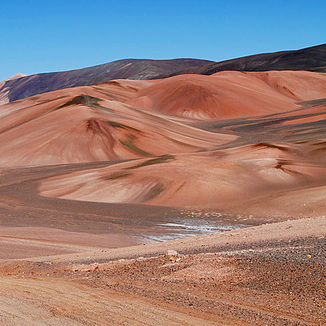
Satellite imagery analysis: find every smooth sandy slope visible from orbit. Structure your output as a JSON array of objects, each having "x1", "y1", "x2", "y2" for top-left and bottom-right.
[{"x1": 0, "y1": 70, "x2": 326, "y2": 325}]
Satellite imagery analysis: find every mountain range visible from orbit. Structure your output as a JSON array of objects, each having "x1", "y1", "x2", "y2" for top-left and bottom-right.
[
  {"x1": 1, "y1": 43, "x2": 326, "y2": 104},
  {"x1": 0, "y1": 59, "x2": 212, "y2": 104},
  {"x1": 158, "y1": 43, "x2": 326, "y2": 78}
]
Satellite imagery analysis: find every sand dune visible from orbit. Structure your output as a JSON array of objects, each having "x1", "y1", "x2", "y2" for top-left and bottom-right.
[
  {"x1": 127, "y1": 71, "x2": 326, "y2": 119},
  {"x1": 38, "y1": 142, "x2": 326, "y2": 217},
  {"x1": 0, "y1": 80, "x2": 235, "y2": 167},
  {"x1": 2, "y1": 69, "x2": 326, "y2": 214},
  {"x1": 2, "y1": 70, "x2": 326, "y2": 218}
]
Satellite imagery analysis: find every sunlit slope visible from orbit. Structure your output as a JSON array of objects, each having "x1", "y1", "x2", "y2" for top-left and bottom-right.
[
  {"x1": 0, "y1": 80, "x2": 235, "y2": 167},
  {"x1": 127, "y1": 71, "x2": 326, "y2": 119}
]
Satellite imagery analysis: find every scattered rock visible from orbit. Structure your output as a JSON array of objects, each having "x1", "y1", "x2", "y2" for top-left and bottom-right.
[{"x1": 136, "y1": 256, "x2": 145, "y2": 261}]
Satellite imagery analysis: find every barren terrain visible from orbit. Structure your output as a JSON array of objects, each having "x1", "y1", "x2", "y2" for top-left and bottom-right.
[
  {"x1": 0, "y1": 217, "x2": 324, "y2": 325},
  {"x1": 0, "y1": 69, "x2": 326, "y2": 325}
]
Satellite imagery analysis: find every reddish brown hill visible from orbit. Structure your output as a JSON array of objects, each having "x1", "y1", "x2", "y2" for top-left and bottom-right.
[
  {"x1": 2, "y1": 70, "x2": 326, "y2": 168},
  {"x1": 39, "y1": 141, "x2": 326, "y2": 217},
  {"x1": 127, "y1": 71, "x2": 326, "y2": 120},
  {"x1": 23, "y1": 70, "x2": 326, "y2": 218},
  {"x1": 0, "y1": 80, "x2": 234, "y2": 168}
]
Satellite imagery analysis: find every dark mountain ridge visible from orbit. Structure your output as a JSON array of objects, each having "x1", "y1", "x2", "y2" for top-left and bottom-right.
[
  {"x1": 0, "y1": 58, "x2": 213, "y2": 103},
  {"x1": 1, "y1": 44, "x2": 326, "y2": 104},
  {"x1": 157, "y1": 43, "x2": 326, "y2": 78}
]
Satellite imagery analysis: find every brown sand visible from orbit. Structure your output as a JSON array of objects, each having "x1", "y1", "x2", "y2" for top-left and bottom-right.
[
  {"x1": 1, "y1": 70, "x2": 326, "y2": 324},
  {"x1": 127, "y1": 71, "x2": 326, "y2": 119}
]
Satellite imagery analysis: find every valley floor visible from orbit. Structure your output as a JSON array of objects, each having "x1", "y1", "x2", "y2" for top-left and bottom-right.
[{"x1": 0, "y1": 216, "x2": 325, "y2": 325}]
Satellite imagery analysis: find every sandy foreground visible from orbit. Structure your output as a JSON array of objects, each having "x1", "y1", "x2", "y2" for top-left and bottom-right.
[{"x1": 0, "y1": 216, "x2": 325, "y2": 326}]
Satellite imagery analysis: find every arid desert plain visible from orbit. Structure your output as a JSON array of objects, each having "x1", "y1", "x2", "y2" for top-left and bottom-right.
[{"x1": 0, "y1": 45, "x2": 325, "y2": 325}]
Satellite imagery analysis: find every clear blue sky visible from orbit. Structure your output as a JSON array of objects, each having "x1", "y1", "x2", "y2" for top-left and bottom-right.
[{"x1": 1, "y1": 0, "x2": 325, "y2": 81}]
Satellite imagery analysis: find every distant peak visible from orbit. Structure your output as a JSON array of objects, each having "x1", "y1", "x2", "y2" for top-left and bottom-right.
[{"x1": 4, "y1": 73, "x2": 28, "y2": 82}]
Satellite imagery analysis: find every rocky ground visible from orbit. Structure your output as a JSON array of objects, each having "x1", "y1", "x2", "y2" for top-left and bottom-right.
[{"x1": 0, "y1": 216, "x2": 324, "y2": 325}]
